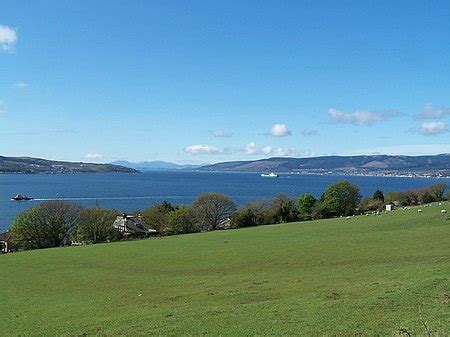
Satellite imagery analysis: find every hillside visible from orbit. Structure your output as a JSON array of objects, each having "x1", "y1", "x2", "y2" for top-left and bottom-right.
[
  {"x1": 110, "y1": 160, "x2": 202, "y2": 171},
  {"x1": 0, "y1": 156, "x2": 138, "y2": 174},
  {"x1": 199, "y1": 154, "x2": 450, "y2": 177},
  {"x1": 1, "y1": 204, "x2": 448, "y2": 335}
]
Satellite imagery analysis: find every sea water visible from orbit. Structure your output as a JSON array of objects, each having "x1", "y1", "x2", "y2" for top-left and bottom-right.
[{"x1": 0, "y1": 171, "x2": 446, "y2": 231}]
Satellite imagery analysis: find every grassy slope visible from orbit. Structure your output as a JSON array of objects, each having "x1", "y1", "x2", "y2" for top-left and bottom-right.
[{"x1": 1, "y1": 204, "x2": 449, "y2": 335}]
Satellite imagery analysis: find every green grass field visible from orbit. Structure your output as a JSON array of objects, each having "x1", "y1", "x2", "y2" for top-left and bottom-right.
[{"x1": 1, "y1": 203, "x2": 449, "y2": 335}]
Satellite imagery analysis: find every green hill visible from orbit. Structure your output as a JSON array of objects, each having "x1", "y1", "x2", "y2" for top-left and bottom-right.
[{"x1": 1, "y1": 204, "x2": 449, "y2": 335}]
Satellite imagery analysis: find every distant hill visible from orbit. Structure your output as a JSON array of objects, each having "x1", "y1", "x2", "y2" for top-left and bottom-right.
[
  {"x1": 199, "y1": 154, "x2": 450, "y2": 177},
  {"x1": 0, "y1": 156, "x2": 138, "y2": 174},
  {"x1": 111, "y1": 160, "x2": 203, "y2": 171}
]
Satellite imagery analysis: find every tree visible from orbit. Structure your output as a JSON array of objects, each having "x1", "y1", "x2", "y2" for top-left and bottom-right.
[
  {"x1": 11, "y1": 201, "x2": 83, "y2": 250},
  {"x1": 75, "y1": 207, "x2": 119, "y2": 243},
  {"x1": 272, "y1": 194, "x2": 299, "y2": 223},
  {"x1": 372, "y1": 190, "x2": 385, "y2": 203},
  {"x1": 141, "y1": 201, "x2": 176, "y2": 234},
  {"x1": 321, "y1": 181, "x2": 361, "y2": 217},
  {"x1": 192, "y1": 192, "x2": 236, "y2": 230},
  {"x1": 297, "y1": 194, "x2": 317, "y2": 220},
  {"x1": 167, "y1": 206, "x2": 199, "y2": 234},
  {"x1": 429, "y1": 183, "x2": 447, "y2": 201},
  {"x1": 232, "y1": 207, "x2": 257, "y2": 228}
]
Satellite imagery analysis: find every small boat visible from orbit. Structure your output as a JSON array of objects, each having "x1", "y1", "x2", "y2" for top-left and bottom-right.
[
  {"x1": 11, "y1": 194, "x2": 34, "y2": 201},
  {"x1": 261, "y1": 172, "x2": 279, "y2": 178}
]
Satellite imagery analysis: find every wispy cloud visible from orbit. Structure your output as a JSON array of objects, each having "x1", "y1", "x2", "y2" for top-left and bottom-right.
[
  {"x1": 412, "y1": 121, "x2": 448, "y2": 136},
  {"x1": 301, "y1": 129, "x2": 318, "y2": 136},
  {"x1": 185, "y1": 144, "x2": 224, "y2": 155},
  {"x1": 244, "y1": 141, "x2": 312, "y2": 157},
  {"x1": 356, "y1": 144, "x2": 450, "y2": 155},
  {"x1": 328, "y1": 108, "x2": 399, "y2": 125},
  {"x1": 268, "y1": 123, "x2": 291, "y2": 137},
  {"x1": 85, "y1": 153, "x2": 103, "y2": 161},
  {"x1": 0, "y1": 25, "x2": 17, "y2": 52},
  {"x1": 418, "y1": 103, "x2": 450, "y2": 119},
  {"x1": 209, "y1": 130, "x2": 233, "y2": 138},
  {"x1": 12, "y1": 82, "x2": 28, "y2": 89}
]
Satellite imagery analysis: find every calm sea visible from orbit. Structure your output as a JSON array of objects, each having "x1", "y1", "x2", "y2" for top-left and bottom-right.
[{"x1": 0, "y1": 171, "x2": 446, "y2": 231}]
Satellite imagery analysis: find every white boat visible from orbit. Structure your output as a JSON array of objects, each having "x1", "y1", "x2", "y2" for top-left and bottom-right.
[{"x1": 261, "y1": 172, "x2": 279, "y2": 178}]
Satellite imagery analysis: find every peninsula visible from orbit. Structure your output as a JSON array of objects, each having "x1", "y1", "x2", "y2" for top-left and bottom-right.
[{"x1": 0, "y1": 156, "x2": 137, "y2": 174}]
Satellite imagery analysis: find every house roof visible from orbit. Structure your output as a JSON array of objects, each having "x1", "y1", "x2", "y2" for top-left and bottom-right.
[
  {"x1": 113, "y1": 214, "x2": 156, "y2": 235},
  {"x1": 0, "y1": 232, "x2": 11, "y2": 242}
]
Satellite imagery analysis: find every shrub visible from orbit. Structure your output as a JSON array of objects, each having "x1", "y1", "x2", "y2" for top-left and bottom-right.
[
  {"x1": 75, "y1": 207, "x2": 119, "y2": 243},
  {"x1": 297, "y1": 194, "x2": 317, "y2": 220},
  {"x1": 321, "y1": 181, "x2": 361, "y2": 217},
  {"x1": 141, "y1": 201, "x2": 177, "y2": 234},
  {"x1": 11, "y1": 201, "x2": 83, "y2": 250},
  {"x1": 167, "y1": 206, "x2": 200, "y2": 234}
]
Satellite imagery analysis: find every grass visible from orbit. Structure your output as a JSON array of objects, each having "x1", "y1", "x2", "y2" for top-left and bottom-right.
[{"x1": 1, "y1": 203, "x2": 449, "y2": 335}]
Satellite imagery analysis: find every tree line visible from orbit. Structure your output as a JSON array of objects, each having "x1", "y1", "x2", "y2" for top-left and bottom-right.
[{"x1": 8, "y1": 181, "x2": 448, "y2": 251}]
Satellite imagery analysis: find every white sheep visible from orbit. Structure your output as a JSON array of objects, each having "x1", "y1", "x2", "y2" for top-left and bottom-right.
[
  {"x1": 418, "y1": 209, "x2": 423, "y2": 212},
  {"x1": 442, "y1": 210, "x2": 447, "y2": 214}
]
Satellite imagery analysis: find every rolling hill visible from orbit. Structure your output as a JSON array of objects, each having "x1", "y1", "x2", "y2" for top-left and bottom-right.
[
  {"x1": 0, "y1": 156, "x2": 138, "y2": 174},
  {"x1": 199, "y1": 154, "x2": 450, "y2": 176},
  {"x1": 0, "y1": 204, "x2": 449, "y2": 335}
]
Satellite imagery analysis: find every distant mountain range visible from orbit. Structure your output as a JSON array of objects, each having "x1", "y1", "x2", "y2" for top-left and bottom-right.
[
  {"x1": 111, "y1": 160, "x2": 203, "y2": 171},
  {"x1": 0, "y1": 156, "x2": 137, "y2": 174},
  {"x1": 199, "y1": 154, "x2": 450, "y2": 177}
]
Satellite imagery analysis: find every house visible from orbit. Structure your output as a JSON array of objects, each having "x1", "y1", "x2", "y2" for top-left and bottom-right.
[
  {"x1": 217, "y1": 218, "x2": 233, "y2": 230},
  {"x1": 0, "y1": 232, "x2": 13, "y2": 253},
  {"x1": 113, "y1": 214, "x2": 157, "y2": 237},
  {"x1": 385, "y1": 203, "x2": 395, "y2": 211}
]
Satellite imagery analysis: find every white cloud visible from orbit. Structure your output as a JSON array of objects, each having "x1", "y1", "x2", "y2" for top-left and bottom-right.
[
  {"x1": 302, "y1": 129, "x2": 318, "y2": 136},
  {"x1": 419, "y1": 103, "x2": 450, "y2": 119},
  {"x1": 0, "y1": 25, "x2": 17, "y2": 52},
  {"x1": 413, "y1": 121, "x2": 448, "y2": 136},
  {"x1": 269, "y1": 123, "x2": 291, "y2": 137},
  {"x1": 185, "y1": 144, "x2": 224, "y2": 155},
  {"x1": 244, "y1": 142, "x2": 258, "y2": 155},
  {"x1": 0, "y1": 101, "x2": 4, "y2": 113},
  {"x1": 328, "y1": 108, "x2": 398, "y2": 125},
  {"x1": 85, "y1": 153, "x2": 103, "y2": 160},
  {"x1": 209, "y1": 130, "x2": 233, "y2": 138},
  {"x1": 13, "y1": 82, "x2": 28, "y2": 89}
]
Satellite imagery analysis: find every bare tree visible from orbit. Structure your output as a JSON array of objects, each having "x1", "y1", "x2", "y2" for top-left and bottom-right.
[
  {"x1": 429, "y1": 183, "x2": 447, "y2": 201},
  {"x1": 192, "y1": 192, "x2": 236, "y2": 230}
]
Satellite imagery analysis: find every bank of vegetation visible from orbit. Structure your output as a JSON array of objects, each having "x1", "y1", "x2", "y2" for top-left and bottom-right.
[{"x1": 7, "y1": 181, "x2": 448, "y2": 251}]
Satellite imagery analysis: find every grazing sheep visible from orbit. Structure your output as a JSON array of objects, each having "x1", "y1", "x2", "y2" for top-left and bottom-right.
[
  {"x1": 442, "y1": 210, "x2": 447, "y2": 214},
  {"x1": 346, "y1": 216, "x2": 351, "y2": 219},
  {"x1": 418, "y1": 209, "x2": 423, "y2": 212}
]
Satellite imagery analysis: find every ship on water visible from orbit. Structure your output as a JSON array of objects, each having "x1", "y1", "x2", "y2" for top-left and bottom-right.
[{"x1": 261, "y1": 172, "x2": 279, "y2": 178}]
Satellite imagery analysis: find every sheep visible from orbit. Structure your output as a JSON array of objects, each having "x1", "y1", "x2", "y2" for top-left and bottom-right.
[
  {"x1": 442, "y1": 210, "x2": 447, "y2": 214},
  {"x1": 418, "y1": 209, "x2": 423, "y2": 212}
]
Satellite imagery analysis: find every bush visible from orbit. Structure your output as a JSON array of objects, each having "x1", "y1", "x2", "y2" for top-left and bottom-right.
[
  {"x1": 272, "y1": 194, "x2": 299, "y2": 223},
  {"x1": 11, "y1": 201, "x2": 83, "y2": 250},
  {"x1": 141, "y1": 201, "x2": 176, "y2": 234},
  {"x1": 167, "y1": 206, "x2": 200, "y2": 234},
  {"x1": 321, "y1": 181, "x2": 361, "y2": 217},
  {"x1": 297, "y1": 194, "x2": 317, "y2": 220},
  {"x1": 75, "y1": 207, "x2": 119, "y2": 243},
  {"x1": 359, "y1": 197, "x2": 383, "y2": 213}
]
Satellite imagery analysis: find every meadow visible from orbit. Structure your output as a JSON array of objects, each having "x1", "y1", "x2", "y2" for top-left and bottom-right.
[{"x1": 1, "y1": 203, "x2": 449, "y2": 335}]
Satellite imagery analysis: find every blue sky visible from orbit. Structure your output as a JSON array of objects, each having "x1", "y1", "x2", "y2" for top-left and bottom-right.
[{"x1": 1, "y1": 0, "x2": 449, "y2": 164}]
